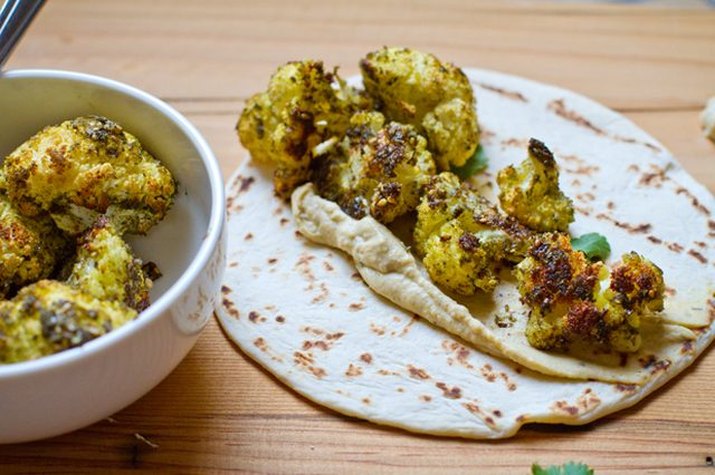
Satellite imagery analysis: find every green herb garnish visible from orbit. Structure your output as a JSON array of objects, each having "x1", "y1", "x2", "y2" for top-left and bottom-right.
[
  {"x1": 571, "y1": 232, "x2": 611, "y2": 261},
  {"x1": 532, "y1": 461, "x2": 595, "y2": 475},
  {"x1": 450, "y1": 145, "x2": 488, "y2": 180}
]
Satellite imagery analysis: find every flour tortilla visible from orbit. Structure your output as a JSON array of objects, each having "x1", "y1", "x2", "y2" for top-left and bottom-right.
[{"x1": 217, "y1": 69, "x2": 715, "y2": 439}]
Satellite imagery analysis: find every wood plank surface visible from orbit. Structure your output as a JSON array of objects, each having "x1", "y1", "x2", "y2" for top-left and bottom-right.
[{"x1": 1, "y1": 0, "x2": 714, "y2": 473}]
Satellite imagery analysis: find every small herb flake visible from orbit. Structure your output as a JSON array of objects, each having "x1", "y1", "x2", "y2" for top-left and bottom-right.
[
  {"x1": 571, "y1": 232, "x2": 611, "y2": 261},
  {"x1": 532, "y1": 461, "x2": 595, "y2": 475},
  {"x1": 451, "y1": 145, "x2": 488, "y2": 180}
]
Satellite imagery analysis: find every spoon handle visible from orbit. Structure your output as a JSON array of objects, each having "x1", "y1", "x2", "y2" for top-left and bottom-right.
[{"x1": 0, "y1": 0, "x2": 46, "y2": 69}]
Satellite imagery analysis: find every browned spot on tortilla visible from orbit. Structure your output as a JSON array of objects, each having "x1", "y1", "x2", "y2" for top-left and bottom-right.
[
  {"x1": 548, "y1": 99, "x2": 605, "y2": 136},
  {"x1": 248, "y1": 311, "x2": 260, "y2": 323},
  {"x1": 477, "y1": 82, "x2": 528, "y2": 102},
  {"x1": 708, "y1": 298, "x2": 715, "y2": 323},
  {"x1": 709, "y1": 220, "x2": 715, "y2": 232},
  {"x1": 500, "y1": 137, "x2": 529, "y2": 149},
  {"x1": 552, "y1": 400, "x2": 579, "y2": 416},
  {"x1": 647, "y1": 235, "x2": 663, "y2": 244},
  {"x1": 463, "y1": 402, "x2": 497, "y2": 429},
  {"x1": 244, "y1": 232, "x2": 253, "y2": 241},
  {"x1": 514, "y1": 367, "x2": 523, "y2": 374},
  {"x1": 493, "y1": 410, "x2": 503, "y2": 418},
  {"x1": 234, "y1": 175, "x2": 254, "y2": 193},
  {"x1": 607, "y1": 201, "x2": 615, "y2": 210},
  {"x1": 564, "y1": 164, "x2": 600, "y2": 176},
  {"x1": 267, "y1": 257, "x2": 278, "y2": 265},
  {"x1": 349, "y1": 302, "x2": 365, "y2": 311},
  {"x1": 408, "y1": 365, "x2": 431, "y2": 380},
  {"x1": 275, "y1": 315, "x2": 285, "y2": 323},
  {"x1": 360, "y1": 353, "x2": 373, "y2": 364},
  {"x1": 350, "y1": 272, "x2": 362, "y2": 281},
  {"x1": 326, "y1": 332, "x2": 344, "y2": 341},
  {"x1": 574, "y1": 206, "x2": 591, "y2": 217},
  {"x1": 279, "y1": 217, "x2": 290, "y2": 226},
  {"x1": 228, "y1": 261, "x2": 238, "y2": 268},
  {"x1": 435, "y1": 382, "x2": 462, "y2": 399},
  {"x1": 420, "y1": 395, "x2": 433, "y2": 402},
  {"x1": 516, "y1": 414, "x2": 526, "y2": 423},
  {"x1": 681, "y1": 340, "x2": 694, "y2": 355},
  {"x1": 311, "y1": 282, "x2": 329, "y2": 304},
  {"x1": 576, "y1": 389, "x2": 601, "y2": 413},
  {"x1": 676, "y1": 187, "x2": 710, "y2": 215},
  {"x1": 615, "y1": 383, "x2": 637, "y2": 394},
  {"x1": 396, "y1": 387, "x2": 405, "y2": 393},
  {"x1": 664, "y1": 287, "x2": 677, "y2": 297},
  {"x1": 222, "y1": 298, "x2": 239, "y2": 318},
  {"x1": 667, "y1": 242, "x2": 684, "y2": 253},
  {"x1": 688, "y1": 249, "x2": 708, "y2": 264},
  {"x1": 695, "y1": 241, "x2": 708, "y2": 249},
  {"x1": 293, "y1": 351, "x2": 326, "y2": 379},
  {"x1": 253, "y1": 337, "x2": 266, "y2": 351},
  {"x1": 302, "y1": 340, "x2": 330, "y2": 351},
  {"x1": 480, "y1": 364, "x2": 497, "y2": 383},
  {"x1": 499, "y1": 372, "x2": 518, "y2": 392},
  {"x1": 399, "y1": 316, "x2": 418, "y2": 336},
  {"x1": 576, "y1": 192, "x2": 596, "y2": 202},
  {"x1": 273, "y1": 205, "x2": 284, "y2": 216},
  {"x1": 295, "y1": 252, "x2": 316, "y2": 282},
  {"x1": 322, "y1": 261, "x2": 335, "y2": 272},
  {"x1": 612, "y1": 134, "x2": 661, "y2": 152},
  {"x1": 652, "y1": 359, "x2": 671, "y2": 374},
  {"x1": 362, "y1": 397, "x2": 371, "y2": 405},
  {"x1": 370, "y1": 323, "x2": 386, "y2": 336},
  {"x1": 571, "y1": 178, "x2": 582, "y2": 188},
  {"x1": 378, "y1": 369, "x2": 400, "y2": 376},
  {"x1": 301, "y1": 326, "x2": 325, "y2": 336},
  {"x1": 345, "y1": 364, "x2": 363, "y2": 377},
  {"x1": 628, "y1": 164, "x2": 640, "y2": 173},
  {"x1": 221, "y1": 285, "x2": 231, "y2": 294},
  {"x1": 596, "y1": 213, "x2": 651, "y2": 234},
  {"x1": 480, "y1": 128, "x2": 496, "y2": 143},
  {"x1": 294, "y1": 230, "x2": 303, "y2": 238},
  {"x1": 639, "y1": 165, "x2": 668, "y2": 188}
]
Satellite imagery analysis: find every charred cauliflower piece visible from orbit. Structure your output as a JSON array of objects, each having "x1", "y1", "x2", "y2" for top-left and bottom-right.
[
  {"x1": 238, "y1": 60, "x2": 370, "y2": 197},
  {"x1": 1, "y1": 193, "x2": 70, "y2": 298},
  {"x1": 515, "y1": 234, "x2": 665, "y2": 353},
  {"x1": 66, "y1": 217, "x2": 152, "y2": 312},
  {"x1": 0, "y1": 280, "x2": 136, "y2": 363},
  {"x1": 359, "y1": 47, "x2": 479, "y2": 170},
  {"x1": 497, "y1": 138, "x2": 574, "y2": 232},
  {"x1": 3, "y1": 116, "x2": 176, "y2": 235},
  {"x1": 312, "y1": 111, "x2": 435, "y2": 223},
  {"x1": 414, "y1": 172, "x2": 533, "y2": 295}
]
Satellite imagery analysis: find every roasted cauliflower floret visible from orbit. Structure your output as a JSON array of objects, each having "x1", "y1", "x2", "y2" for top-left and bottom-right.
[
  {"x1": 312, "y1": 111, "x2": 436, "y2": 223},
  {"x1": 497, "y1": 138, "x2": 574, "y2": 232},
  {"x1": 0, "y1": 280, "x2": 136, "y2": 363},
  {"x1": 3, "y1": 115, "x2": 176, "y2": 235},
  {"x1": 66, "y1": 217, "x2": 152, "y2": 312},
  {"x1": 359, "y1": 47, "x2": 479, "y2": 170},
  {"x1": 0, "y1": 193, "x2": 70, "y2": 298},
  {"x1": 515, "y1": 234, "x2": 665, "y2": 353},
  {"x1": 414, "y1": 172, "x2": 534, "y2": 295},
  {"x1": 238, "y1": 60, "x2": 370, "y2": 198}
]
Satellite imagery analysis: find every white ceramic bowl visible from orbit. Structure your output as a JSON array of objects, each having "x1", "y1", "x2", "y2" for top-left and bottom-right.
[{"x1": 0, "y1": 70, "x2": 226, "y2": 443}]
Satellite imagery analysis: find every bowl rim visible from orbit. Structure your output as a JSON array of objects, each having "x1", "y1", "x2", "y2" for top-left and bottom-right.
[{"x1": 0, "y1": 68, "x2": 225, "y2": 377}]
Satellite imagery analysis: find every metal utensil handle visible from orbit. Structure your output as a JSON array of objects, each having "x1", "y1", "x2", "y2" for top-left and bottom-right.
[{"x1": 0, "y1": 0, "x2": 46, "y2": 69}]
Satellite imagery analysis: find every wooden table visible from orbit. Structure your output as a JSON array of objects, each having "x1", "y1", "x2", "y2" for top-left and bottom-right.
[{"x1": 2, "y1": 0, "x2": 714, "y2": 472}]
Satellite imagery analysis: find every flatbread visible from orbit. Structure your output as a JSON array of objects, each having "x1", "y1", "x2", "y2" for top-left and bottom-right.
[{"x1": 217, "y1": 68, "x2": 715, "y2": 439}]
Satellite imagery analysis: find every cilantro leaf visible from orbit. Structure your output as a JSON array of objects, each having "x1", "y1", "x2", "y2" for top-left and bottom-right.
[
  {"x1": 571, "y1": 233, "x2": 611, "y2": 261},
  {"x1": 532, "y1": 461, "x2": 595, "y2": 475},
  {"x1": 450, "y1": 145, "x2": 488, "y2": 180}
]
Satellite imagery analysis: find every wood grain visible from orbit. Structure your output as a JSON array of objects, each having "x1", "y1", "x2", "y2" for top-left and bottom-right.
[{"x1": 1, "y1": 0, "x2": 714, "y2": 473}]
